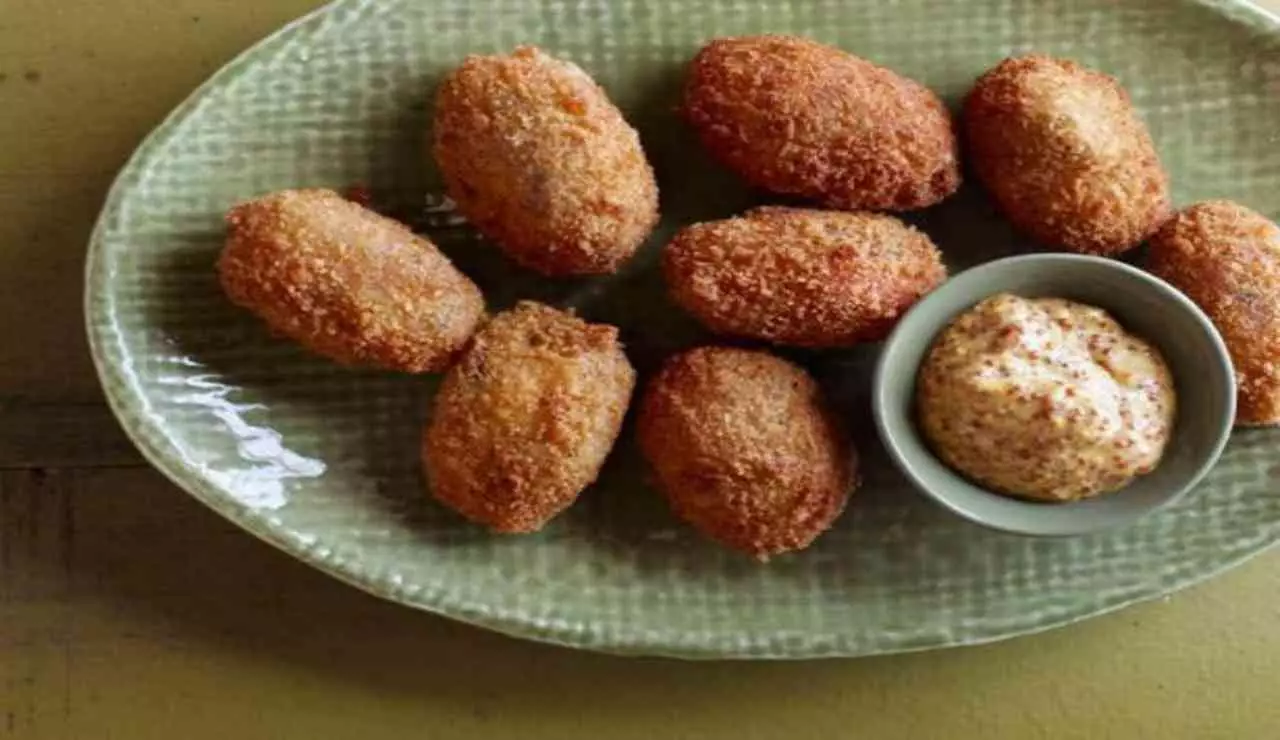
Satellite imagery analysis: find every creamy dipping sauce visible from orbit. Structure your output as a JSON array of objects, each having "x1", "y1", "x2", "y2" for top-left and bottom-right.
[{"x1": 916, "y1": 294, "x2": 1176, "y2": 502}]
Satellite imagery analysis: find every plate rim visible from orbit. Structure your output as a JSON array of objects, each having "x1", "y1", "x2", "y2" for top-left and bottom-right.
[{"x1": 84, "y1": 0, "x2": 1280, "y2": 659}]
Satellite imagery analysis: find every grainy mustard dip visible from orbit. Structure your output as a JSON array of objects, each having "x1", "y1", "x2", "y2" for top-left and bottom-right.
[{"x1": 916, "y1": 294, "x2": 1176, "y2": 502}]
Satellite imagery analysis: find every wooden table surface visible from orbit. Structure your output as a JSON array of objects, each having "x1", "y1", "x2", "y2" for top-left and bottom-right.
[{"x1": 2, "y1": 1, "x2": 1279, "y2": 738}]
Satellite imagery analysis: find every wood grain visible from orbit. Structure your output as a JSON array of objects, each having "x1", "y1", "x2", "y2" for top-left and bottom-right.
[
  {"x1": 2, "y1": 467, "x2": 1279, "y2": 739},
  {"x1": 0, "y1": 399, "x2": 140, "y2": 469}
]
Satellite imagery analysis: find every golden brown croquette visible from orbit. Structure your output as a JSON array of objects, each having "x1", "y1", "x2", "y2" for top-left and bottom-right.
[
  {"x1": 1148, "y1": 201, "x2": 1280, "y2": 426},
  {"x1": 663, "y1": 207, "x2": 946, "y2": 347},
  {"x1": 423, "y1": 302, "x2": 636, "y2": 532},
  {"x1": 636, "y1": 346, "x2": 855, "y2": 559},
  {"x1": 682, "y1": 35, "x2": 961, "y2": 212},
  {"x1": 432, "y1": 46, "x2": 659, "y2": 277},
  {"x1": 218, "y1": 188, "x2": 485, "y2": 373},
  {"x1": 964, "y1": 55, "x2": 1170, "y2": 255}
]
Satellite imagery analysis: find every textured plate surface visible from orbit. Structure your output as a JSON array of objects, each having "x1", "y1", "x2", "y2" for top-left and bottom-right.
[{"x1": 86, "y1": 0, "x2": 1280, "y2": 658}]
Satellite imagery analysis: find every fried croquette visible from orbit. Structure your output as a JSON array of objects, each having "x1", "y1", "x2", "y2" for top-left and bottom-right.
[
  {"x1": 423, "y1": 302, "x2": 636, "y2": 532},
  {"x1": 663, "y1": 207, "x2": 946, "y2": 347},
  {"x1": 636, "y1": 347, "x2": 855, "y2": 559},
  {"x1": 1148, "y1": 201, "x2": 1280, "y2": 426},
  {"x1": 219, "y1": 188, "x2": 485, "y2": 372},
  {"x1": 682, "y1": 35, "x2": 961, "y2": 211},
  {"x1": 964, "y1": 55, "x2": 1170, "y2": 255},
  {"x1": 432, "y1": 46, "x2": 659, "y2": 276}
]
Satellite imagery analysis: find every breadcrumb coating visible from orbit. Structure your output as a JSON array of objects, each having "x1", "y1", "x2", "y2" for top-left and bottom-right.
[
  {"x1": 636, "y1": 346, "x2": 855, "y2": 559},
  {"x1": 423, "y1": 302, "x2": 636, "y2": 532},
  {"x1": 1148, "y1": 201, "x2": 1280, "y2": 426},
  {"x1": 964, "y1": 55, "x2": 1170, "y2": 255},
  {"x1": 682, "y1": 35, "x2": 961, "y2": 211},
  {"x1": 219, "y1": 188, "x2": 485, "y2": 372},
  {"x1": 433, "y1": 46, "x2": 659, "y2": 276},
  {"x1": 663, "y1": 207, "x2": 946, "y2": 347}
]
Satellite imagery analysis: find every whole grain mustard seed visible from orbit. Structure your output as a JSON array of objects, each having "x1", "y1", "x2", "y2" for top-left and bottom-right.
[{"x1": 916, "y1": 294, "x2": 1176, "y2": 502}]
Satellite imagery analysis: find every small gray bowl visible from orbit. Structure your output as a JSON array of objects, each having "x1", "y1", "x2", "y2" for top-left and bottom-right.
[{"x1": 873, "y1": 254, "x2": 1236, "y2": 536}]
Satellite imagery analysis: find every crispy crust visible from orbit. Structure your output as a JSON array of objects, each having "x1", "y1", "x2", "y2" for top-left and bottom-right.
[
  {"x1": 682, "y1": 35, "x2": 961, "y2": 211},
  {"x1": 636, "y1": 346, "x2": 855, "y2": 559},
  {"x1": 663, "y1": 207, "x2": 946, "y2": 346},
  {"x1": 423, "y1": 302, "x2": 637, "y2": 532},
  {"x1": 963, "y1": 55, "x2": 1170, "y2": 255},
  {"x1": 1147, "y1": 201, "x2": 1280, "y2": 426},
  {"x1": 433, "y1": 46, "x2": 659, "y2": 276},
  {"x1": 218, "y1": 188, "x2": 485, "y2": 372}
]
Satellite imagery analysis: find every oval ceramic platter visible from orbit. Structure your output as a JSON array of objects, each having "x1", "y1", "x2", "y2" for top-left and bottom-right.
[{"x1": 86, "y1": 0, "x2": 1280, "y2": 658}]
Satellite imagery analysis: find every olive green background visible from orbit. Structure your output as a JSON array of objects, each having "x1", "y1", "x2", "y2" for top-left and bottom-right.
[{"x1": 4, "y1": 0, "x2": 1280, "y2": 737}]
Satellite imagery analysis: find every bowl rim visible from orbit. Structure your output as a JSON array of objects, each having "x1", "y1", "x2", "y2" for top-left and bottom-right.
[{"x1": 872, "y1": 252, "x2": 1238, "y2": 537}]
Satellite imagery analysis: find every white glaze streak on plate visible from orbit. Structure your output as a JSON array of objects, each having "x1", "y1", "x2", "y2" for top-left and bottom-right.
[{"x1": 86, "y1": 0, "x2": 1280, "y2": 658}]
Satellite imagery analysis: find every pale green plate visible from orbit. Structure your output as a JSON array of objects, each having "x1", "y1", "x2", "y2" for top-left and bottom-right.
[{"x1": 86, "y1": 0, "x2": 1280, "y2": 658}]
